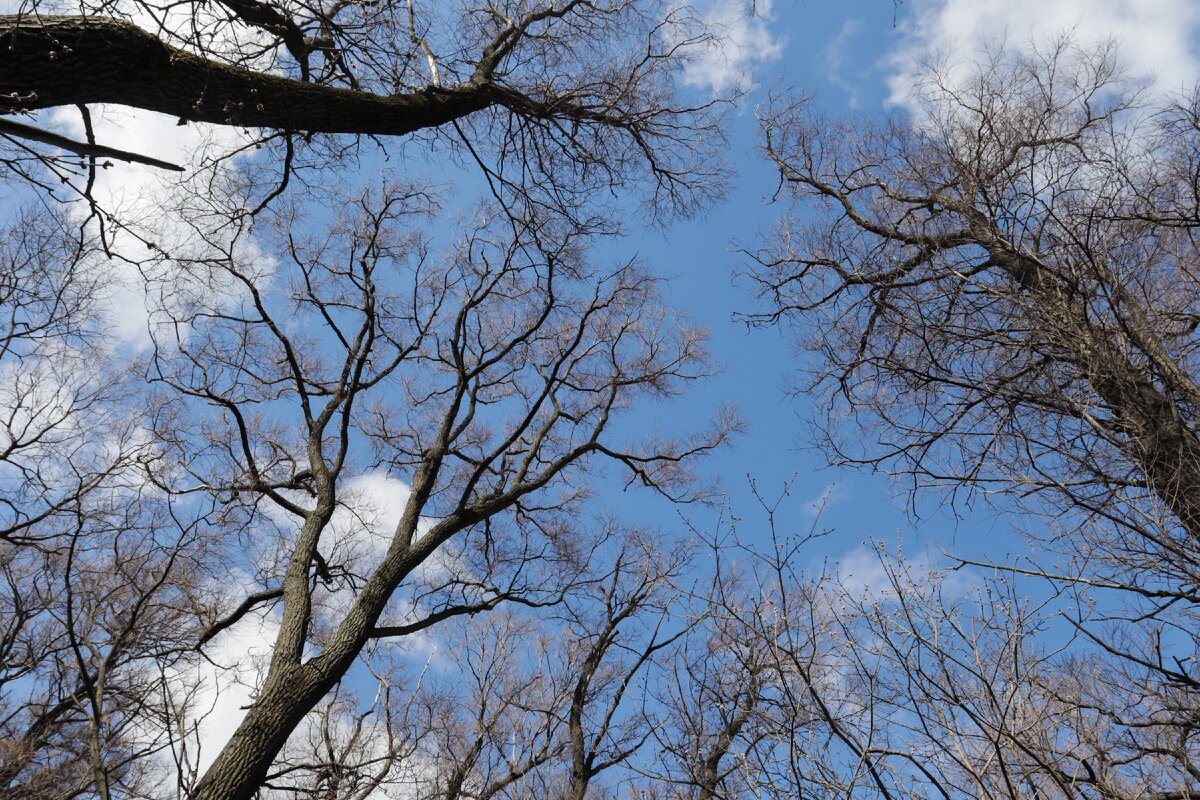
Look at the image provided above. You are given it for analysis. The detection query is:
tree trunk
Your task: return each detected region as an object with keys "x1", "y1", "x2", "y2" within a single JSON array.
[
  {"x1": 985, "y1": 240, "x2": 1200, "y2": 540},
  {"x1": 190, "y1": 665, "x2": 326, "y2": 800}
]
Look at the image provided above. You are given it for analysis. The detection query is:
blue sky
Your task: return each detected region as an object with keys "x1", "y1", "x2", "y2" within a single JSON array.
[
  {"x1": 21, "y1": 0, "x2": 1200, "y2": 765},
  {"x1": 47, "y1": 0, "x2": 1200, "y2": 580},
  {"x1": 597, "y1": 0, "x2": 1200, "y2": 582},
  {"x1": 53, "y1": 0, "x2": 1200, "y2": 584},
  {"x1": 610, "y1": 0, "x2": 988, "y2": 576}
]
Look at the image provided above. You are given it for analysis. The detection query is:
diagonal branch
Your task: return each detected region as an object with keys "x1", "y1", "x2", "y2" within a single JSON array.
[
  {"x1": 0, "y1": 115, "x2": 184, "y2": 171},
  {"x1": 0, "y1": 15, "x2": 621, "y2": 137}
]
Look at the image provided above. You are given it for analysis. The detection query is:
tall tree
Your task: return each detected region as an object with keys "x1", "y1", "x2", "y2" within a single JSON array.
[
  {"x1": 751, "y1": 36, "x2": 1200, "y2": 798},
  {"x1": 0, "y1": 3, "x2": 739, "y2": 798}
]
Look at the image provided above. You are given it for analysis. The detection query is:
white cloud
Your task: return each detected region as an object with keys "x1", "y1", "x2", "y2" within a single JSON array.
[
  {"x1": 834, "y1": 544, "x2": 900, "y2": 603},
  {"x1": 119, "y1": 566, "x2": 279, "y2": 786},
  {"x1": 47, "y1": 102, "x2": 269, "y2": 349},
  {"x1": 23, "y1": 0, "x2": 281, "y2": 350},
  {"x1": 678, "y1": 0, "x2": 786, "y2": 95},
  {"x1": 323, "y1": 472, "x2": 417, "y2": 565},
  {"x1": 281, "y1": 471, "x2": 441, "y2": 587},
  {"x1": 887, "y1": 0, "x2": 1200, "y2": 106},
  {"x1": 184, "y1": 605, "x2": 280, "y2": 777}
]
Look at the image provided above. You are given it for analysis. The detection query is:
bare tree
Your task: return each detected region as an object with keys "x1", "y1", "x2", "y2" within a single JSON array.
[
  {"x1": 749, "y1": 35, "x2": 1200, "y2": 800},
  {"x1": 764, "y1": 545, "x2": 1200, "y2": 800},
  {"x1": 0, "y1": 1, "x2": 750, "y2": 796},
  {"x1": 0, "y1": 194, "x2": 730, "y2": 799},
  {"x1": 374, "y1": 527, "x2": 695, "y2": 800},
  {"x1": 0, "y1": 199, "x2": 210, "y2": 799},
  {"x1": 754, "y1": 37, "x2": 1200, "y2": 568},
  {"x1": 0, "y1": 470, "x2": 217, "y2": 799},
  {"x1": 653, "y1": 583, "x2": 769, "y2": 800},
  {"x1": 119, "y1": 176, "x2": 731, "y2": 800}
]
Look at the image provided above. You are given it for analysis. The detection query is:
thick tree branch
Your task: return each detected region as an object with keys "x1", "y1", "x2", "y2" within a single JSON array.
[{"x1": 0, "y1": 15, "x2": 498, "y2": 134}]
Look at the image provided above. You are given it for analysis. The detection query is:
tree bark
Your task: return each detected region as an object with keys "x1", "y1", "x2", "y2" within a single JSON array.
[
  {"x1": 0, "y1": 15, "x2": 496, "y2": 133},
  {"x1": 976, "y1": 225, "x2": 1200, "y2": 541},
  {"x1": 189, "y1": 665, "x2": 326, "y2": 800}
]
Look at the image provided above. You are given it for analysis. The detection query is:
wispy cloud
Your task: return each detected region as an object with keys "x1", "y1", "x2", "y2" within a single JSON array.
[
  {"x1": 48, "y1": 102, "x2": 269, "y2": 350},
  {"x1": 833, "y1": 542, "x2": 978, "y2": 606},
  {"x1": 823, "y1": 18, "x2": 864, "y2": 108},
  {"x1": 802, "y1": 480, "x2": 847, "y2": 521}
]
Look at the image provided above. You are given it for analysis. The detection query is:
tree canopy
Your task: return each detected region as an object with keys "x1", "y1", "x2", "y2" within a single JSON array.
[{"x1": 2, "y1": 5, "x2": 1199, "y2": 800}]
